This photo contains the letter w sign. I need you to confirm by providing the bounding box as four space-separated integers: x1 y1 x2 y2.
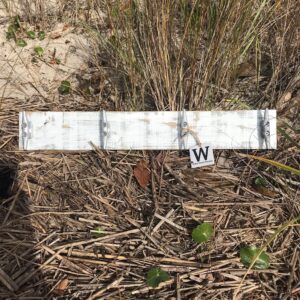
189 144 215 168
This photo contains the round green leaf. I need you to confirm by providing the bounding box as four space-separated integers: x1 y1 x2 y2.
146 268 169 288
192 222 213 243
240 245 270 269
34 46 44 57
38 31 46 40
16 39 27 47
27 31 36 39
58 80 71 95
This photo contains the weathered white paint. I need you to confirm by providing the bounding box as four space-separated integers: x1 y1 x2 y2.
19 110 277 150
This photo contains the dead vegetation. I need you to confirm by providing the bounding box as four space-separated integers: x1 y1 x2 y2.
0 0 300 299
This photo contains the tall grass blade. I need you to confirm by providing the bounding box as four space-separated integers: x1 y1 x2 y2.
241 154 300 176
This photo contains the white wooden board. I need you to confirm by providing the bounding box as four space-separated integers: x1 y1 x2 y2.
19 110 276 150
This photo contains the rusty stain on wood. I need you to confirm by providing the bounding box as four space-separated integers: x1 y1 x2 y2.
138 118 150 124
164 122 177 128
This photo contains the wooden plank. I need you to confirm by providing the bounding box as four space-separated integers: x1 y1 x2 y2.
19 110 276 150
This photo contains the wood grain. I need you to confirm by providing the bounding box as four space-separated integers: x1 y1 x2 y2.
19 110 277 150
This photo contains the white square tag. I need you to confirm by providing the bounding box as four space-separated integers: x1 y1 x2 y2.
189 143 215 168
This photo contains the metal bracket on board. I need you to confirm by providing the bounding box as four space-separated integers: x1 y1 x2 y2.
19 110 277 150
21 112 32 150
179 109 189 150
263 109 270 149
179 109 203 149
100 110 109 149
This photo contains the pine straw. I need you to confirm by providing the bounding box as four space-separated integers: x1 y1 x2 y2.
0 99 300 299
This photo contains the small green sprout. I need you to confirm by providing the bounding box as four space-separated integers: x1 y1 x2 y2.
34 46 44 57
58 80 71 95
6 31 15 40
38 31 46 40
240 245 270 269
192 222 213 243
146 268 170 288
27 31 36 39
13 15 21 29
6 24 18 40
16 39 27 47
254 177 268 187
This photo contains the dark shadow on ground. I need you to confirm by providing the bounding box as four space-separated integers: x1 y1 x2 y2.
0 162 50 299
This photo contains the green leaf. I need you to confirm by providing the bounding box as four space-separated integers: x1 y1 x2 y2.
240 245 270 269
27 31 36 39
16 39 27 47
58 80 71 95
34 46 44 57
13 15 21 29
253 176 277 197
6 31 15 40
38 31 46 40
254 177 268 187
192 222 213 243
146 268 170 288
6 24 17 40
8 24 17 34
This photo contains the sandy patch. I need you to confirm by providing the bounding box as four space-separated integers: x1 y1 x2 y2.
0 20 93 103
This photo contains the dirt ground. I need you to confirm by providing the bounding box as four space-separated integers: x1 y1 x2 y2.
0 1 300 299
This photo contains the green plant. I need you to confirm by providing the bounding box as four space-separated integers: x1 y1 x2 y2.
27 31 36 39
34 46 44 57
240 245 270 269
234 216 300 299
6 25 16 40
232 124 300 297
16 39 27 47
254 177 268 187
13 15 21 28
6 15 21 41
192 222 213 243
38 31 46 40
6 30 15 40
58 81 71 95
252 176 277 197
146 267 170 288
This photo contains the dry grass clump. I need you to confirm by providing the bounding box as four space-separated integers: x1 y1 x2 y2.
88 0 299 111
